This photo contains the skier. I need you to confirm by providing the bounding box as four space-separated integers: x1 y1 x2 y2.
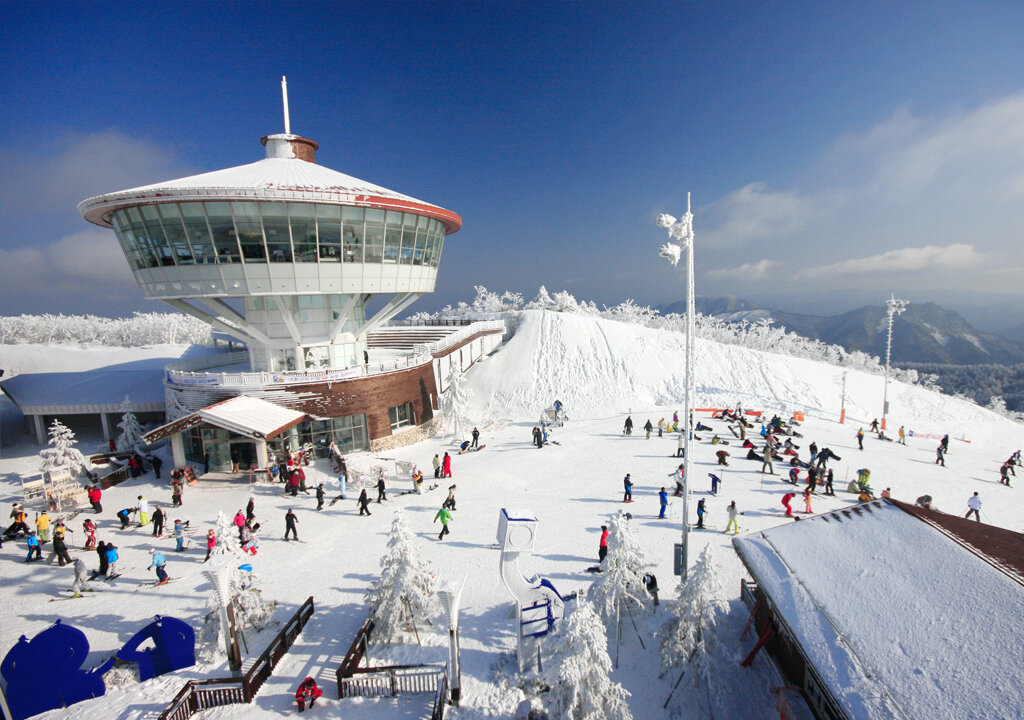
330 472 348 505
88 485 103 513
716 449 730 466
148 549 169 585
856 428 865 450
442 452 452 478
295 676 322 712
434 506 453 540
82 518 96 549
284 509 299 539
173 519 187 551
709 473 720 495
376 474 387 503
788 467 800 485
724 501 740 534
696 498 707 528
898 426 907 445
622 474 633 503
658 487 668 519
644 419 653 439
106 543 119 577
25 531 41 562
137 496 150 526
999 462 1012 486
204 529 216 562
676 432 685 458
93 541 109 578
50 522 72 566
941 434 950 454
935 444 946 467
965 492 981 522
316 483 325 510
117 507 134 530
442 484 457 511
598 525 609 563
623 416 633 436
71 557 90 597
152 506 164 537
781 492 795 517
357 489 372 516
471 427 480 448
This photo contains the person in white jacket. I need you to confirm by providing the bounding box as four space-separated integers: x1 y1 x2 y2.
965 492 982 522
137 495 150 526
71 557 90 596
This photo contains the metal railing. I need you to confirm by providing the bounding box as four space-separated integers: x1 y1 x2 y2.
165 353 432 389
164 350 251 372
412 320 505 356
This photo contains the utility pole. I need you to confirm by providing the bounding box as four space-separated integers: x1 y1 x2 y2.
881 294 907 430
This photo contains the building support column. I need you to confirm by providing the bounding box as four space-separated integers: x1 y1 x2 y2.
170 432 186 469
100 412 112 442
33 415 46 446
255 440 269 469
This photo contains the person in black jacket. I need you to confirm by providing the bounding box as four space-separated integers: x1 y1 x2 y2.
357 489 372 516
284 509 299 540
152 506 164 537
316 484 325 510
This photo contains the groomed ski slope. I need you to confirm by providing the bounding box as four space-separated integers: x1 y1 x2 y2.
1 309 1021 720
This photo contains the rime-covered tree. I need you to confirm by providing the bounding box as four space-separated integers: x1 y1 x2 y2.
440 362 473 441
364 510 441 643
588 511 652 624
659 545 727 713
117 396 146 452
39 419 88 475
543 600 632 720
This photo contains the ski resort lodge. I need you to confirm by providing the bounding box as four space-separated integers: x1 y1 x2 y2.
1 102 504 472
732 498 1024 720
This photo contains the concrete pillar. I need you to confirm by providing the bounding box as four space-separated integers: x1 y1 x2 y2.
33 415 46 446
100 412 112 441
255 440 268 469
170 433 186 469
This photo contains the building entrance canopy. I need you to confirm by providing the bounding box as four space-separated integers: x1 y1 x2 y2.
144 395 306 444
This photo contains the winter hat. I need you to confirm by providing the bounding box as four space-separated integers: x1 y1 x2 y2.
149 549 155 554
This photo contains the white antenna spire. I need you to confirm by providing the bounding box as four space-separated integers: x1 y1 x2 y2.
281 76 291 135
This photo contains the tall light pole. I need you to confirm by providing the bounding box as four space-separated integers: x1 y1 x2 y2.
881 294 907 430
658 194 695 580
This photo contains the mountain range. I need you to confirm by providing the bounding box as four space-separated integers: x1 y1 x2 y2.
659 296 1024 366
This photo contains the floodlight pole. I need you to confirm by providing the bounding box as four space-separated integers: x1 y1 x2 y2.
881 294 907 431
657 194 695 580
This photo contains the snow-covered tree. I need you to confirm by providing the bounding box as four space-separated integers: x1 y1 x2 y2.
117 396 146 452
39 419 88 475
211 510 243 559
659 545 728 714
588 511 651 624
364 510 441 644
543 600 632 720
440 362 473 440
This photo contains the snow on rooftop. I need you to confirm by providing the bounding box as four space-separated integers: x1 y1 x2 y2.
733 502 1024 720
199 395 305 439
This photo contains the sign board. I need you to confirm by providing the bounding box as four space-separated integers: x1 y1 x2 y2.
674 543 685 576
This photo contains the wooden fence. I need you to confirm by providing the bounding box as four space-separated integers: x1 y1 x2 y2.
335 616 375 695
158 596 314 720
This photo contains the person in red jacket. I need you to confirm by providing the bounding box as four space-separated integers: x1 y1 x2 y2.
442 452 452 478
295 676 322 712
781 492 795 517
204 529 217 562
598 525 609 563
88 485 103 513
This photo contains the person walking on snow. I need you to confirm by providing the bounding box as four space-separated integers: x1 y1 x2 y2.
50 522 72 565
204 529 216 562
442 452 452 478
376 475 388 502
898 426 907 445
856 428 865 450
316 484 325 510
644 420 653 439
295 677 322 713
623 416 634 436
152 506 164 537
941 434 950 454
657 418 666 437
999 462 1012 486
781 492 795 517
598 525 609 563
696 498 707 528
935 444 946 467
965 492 982 522
88 485 102 514
676 432 685 458
234 510 247 542
658 487 668 519
284 509 299 540
434 506 453 540
432 454 441 478
357 489 372 516
471 427 480 448
622 474 633 503
724 501 740 534
148 549 169 584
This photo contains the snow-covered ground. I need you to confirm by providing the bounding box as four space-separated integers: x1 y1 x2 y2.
1 309 1021 719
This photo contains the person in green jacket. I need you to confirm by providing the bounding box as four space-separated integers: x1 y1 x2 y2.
434 507 452 540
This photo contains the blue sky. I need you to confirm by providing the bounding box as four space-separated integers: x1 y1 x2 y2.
2 1 1023 322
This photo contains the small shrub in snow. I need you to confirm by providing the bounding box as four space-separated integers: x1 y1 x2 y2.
39 419 88 476
364 510 440 644
542 600 632 720
587 511 651 624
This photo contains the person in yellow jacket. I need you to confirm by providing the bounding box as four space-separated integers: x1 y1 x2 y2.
36 511 51 543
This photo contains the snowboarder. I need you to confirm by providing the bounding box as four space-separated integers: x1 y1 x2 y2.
295 677 323 713
916 494 933 509
442 452 452 478
856 428 865 450
724 501 740 534
716 449 730 466
152 506 164 537
434 506 453 540
941 434 950 454
623 416 633 436
471 427 480 448
284 509 299 539
935 444 946 467
870 418 879 433
622 474 633 503
965 492 981 522
88 485 102 514
148 549 169 585
330 472 348 505
676 432 685 457
204 529 216 562
71 557 90 596
357 489 372 516
316 484 325 510
788 467 800 485
658 487 668 519
442 484 457 511
696 498 707 528
761 449 774 475
709 473 720 495
25 531 41 562
898 426 906 445
137 496 150 526
598 525 609 563
815 447 840 469
376 475 387 502
781 492 795 517
117 507 134 530
644 419 653 439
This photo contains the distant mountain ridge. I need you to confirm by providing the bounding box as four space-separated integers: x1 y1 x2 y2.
658 296 1024 365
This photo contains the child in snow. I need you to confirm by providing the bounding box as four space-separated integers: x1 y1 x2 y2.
295 677 322 712
802 489 813 514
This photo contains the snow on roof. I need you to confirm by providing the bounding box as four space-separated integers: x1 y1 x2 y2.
0 369 165 413
77 157 462 232
732 501 1024 720
198 395 306 440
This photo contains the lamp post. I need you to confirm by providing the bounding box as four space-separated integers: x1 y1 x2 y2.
657 194 695 581
881 294 907 431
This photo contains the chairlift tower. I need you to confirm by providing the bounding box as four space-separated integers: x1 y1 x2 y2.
881 295 907 430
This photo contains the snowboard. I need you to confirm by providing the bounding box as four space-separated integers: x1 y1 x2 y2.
458 444 487 455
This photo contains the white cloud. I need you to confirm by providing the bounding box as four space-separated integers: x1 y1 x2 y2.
811 244 984 276
707 258 780 281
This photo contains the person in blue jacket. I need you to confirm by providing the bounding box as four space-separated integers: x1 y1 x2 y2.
147 549 168 584
658 487 668 519
25 530 41 562
173 520 186 551
106 543 119 576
